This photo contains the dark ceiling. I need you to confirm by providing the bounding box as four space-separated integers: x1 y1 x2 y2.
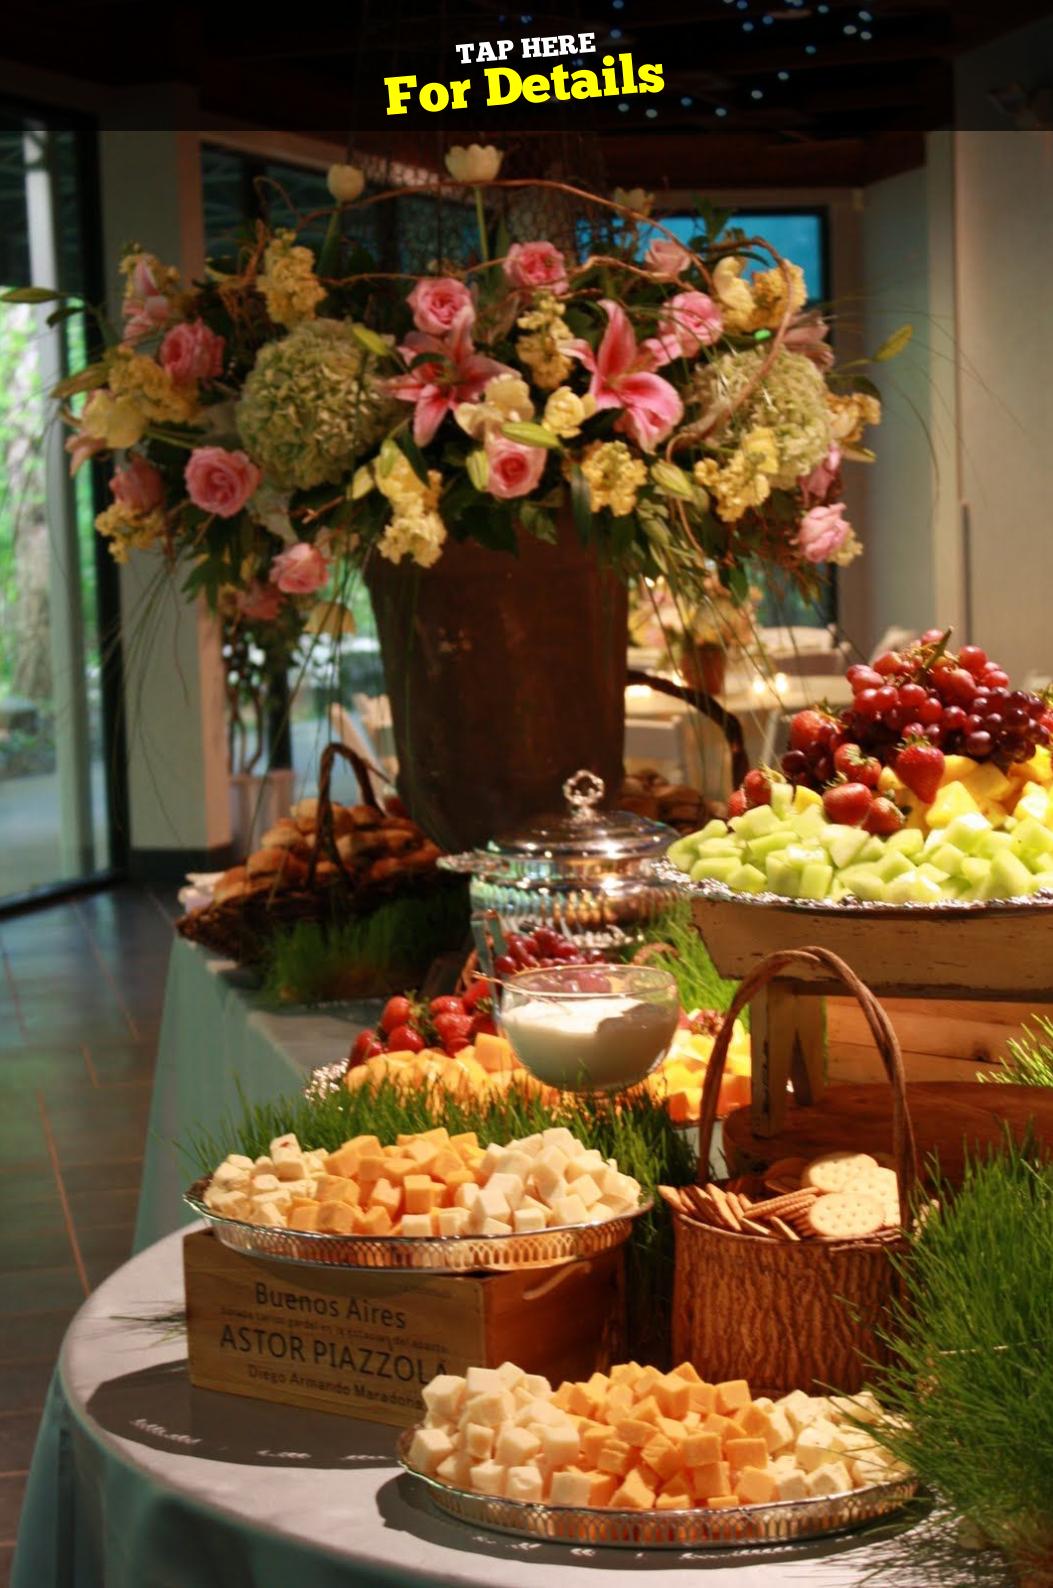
1 0 1050 186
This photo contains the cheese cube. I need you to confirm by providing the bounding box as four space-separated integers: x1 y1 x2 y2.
287 1203 320 1232
541 1127 579 1155
481 1218 513 1236
775 1466 809 1502
465 1367 503 1395
565 1150 605 1180
405 1139 439 1172
212 1160 251 1189
682 1430 721 1467
779 1389 824 1433
403 1175 439 1215
436 1206 470 1237
316 1202 355 1234
436 1452 474 1488
253 1156 276 1175
585 1473 618 1507
512 1206 546 1233
422 1375 466 1420
605 1383 634 1419
795 1422 841 1472
465 1389 514 1428
469 1459 507 1496
704 1494 741 1511
611 1467 657 1510
408 1426 454 1476
651 1373 690 1421
355 1151 387 1183
506 1465 544 1503
476 1143 505 1182
463 1423 494 1459
726 1437 768 1473
572 1176 603 1212
641 1434 682 1481
549 1468 593 1507
496 1425 542 1466
552 1193 589 1227
251 1173 281 1194
358 1205 392 1236
580 1425 610 1466
477 1182 512 1220
538 1423 580 1468
689 1460 732 1500
486 1173 525 1212
531 1149 570 1201
400 1213 435 1237
494 1149 534 1181
614 1417 655 1449
805 1460 852 1497
749 1403 794 1454
596 1439 634 1476
715 1379 752 1416
655 1477 693 1510
515 1396 561 1427
379 1156 417 1185
369 1178 401 1218
603 1171 641 1209
494 1362 524 1389
316 1174 355 1203
509 1133 543 1156
737 1466 777 1504
455 1182 482 1212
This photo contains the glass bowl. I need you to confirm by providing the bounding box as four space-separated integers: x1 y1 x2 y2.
498 964 680 1093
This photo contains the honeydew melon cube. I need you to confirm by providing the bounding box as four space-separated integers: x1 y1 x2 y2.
747 830 796 864
927 781 981 829
886 829 925 857
799 861 834 900
857 836 886 863
917 861 949 884
885 869 919 903
666 837 701 871
889 870 943 904
818 825 871 870
1014 786 1050 824
786 844 825 866
1010 818 1053 864
696 819 730 841
941 755 979 784
729 863 767 894
696 837 742 857
690 856 741 884
765 855 799 897
837 865 887 902
959 856 990 885
975 830 1013 859
730 803 783 839
929 844 966 876
789 806 827 838
875 849 914 883
770 782 794 817
943 813 991 853
960 762 1012 805
922 827 948 856
991 850 1036 898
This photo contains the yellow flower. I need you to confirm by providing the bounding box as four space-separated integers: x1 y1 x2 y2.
374 441 442 510
516 295 574 391
445 144 502 183
612 186 654 217
693 428 778 522
81 389 147 449
750 262 807 330
543 387 595 438
712 257 757 334
455 374 534 438
94 502 167 562
827 390 882 445
326 164 365 203
106 347 198 426
257 231 326 327
378 496 447 568
580 441 648 517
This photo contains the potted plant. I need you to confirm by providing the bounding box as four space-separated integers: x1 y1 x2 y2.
25 147 898 847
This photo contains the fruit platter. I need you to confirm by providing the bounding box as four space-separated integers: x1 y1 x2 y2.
667 630 1053 1001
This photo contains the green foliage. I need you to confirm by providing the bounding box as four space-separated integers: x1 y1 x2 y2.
261 885 470 1004
866 1138 1053 1577
185 1077 696 1365
636 903 746 1029
981 1017 1053 1088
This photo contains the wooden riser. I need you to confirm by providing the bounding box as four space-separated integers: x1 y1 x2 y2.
826 996 1053 1084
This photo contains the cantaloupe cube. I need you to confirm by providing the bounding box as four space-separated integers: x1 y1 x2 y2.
611 1467 656 1510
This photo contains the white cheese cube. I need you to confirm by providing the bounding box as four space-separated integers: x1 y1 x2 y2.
465 1367 504 1395
455 1182 482 1212
516 1397 561 1428
531 1151 570 1201
764 1405 796 1454
477 1182 511 1221
469 1459 507 1496
251 1173 281 1193
548 1468 592 1506
604 1171 641 1207
436 1206 470 1238
536 1178 568 1213
779 1389 824 1434
436 1452 473 1488
513 1207 546 1233
400 1213 435 1238
486 1173 525 1212
464 1423 494 1459
269 1133 302 1156
422 1374 467 1421
212 1160 251 1190
465 1390 514 1427
538 1422 580 1468
552 1193 589 1227
408 1426 454 1476
565 1151 605 1182
495 1361 524 1388
481 1218 513 1236
510 1133 543 1156
253 1156 276 1175
522 1373 551 1399
494 1149 534 1181
572 1176 602 1211
541 1127 579 1156
227 1154 255 1172
795 1422 842 1471
496 1424 542 1466
247 1200 287 1226
805 1460 852 1497
775 1467 809 1502
506 1465 544 1502
476 1143 505 1183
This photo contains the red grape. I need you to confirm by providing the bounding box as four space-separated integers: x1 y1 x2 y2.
781 750 808 778
847 665 883 692
743 769 772 807
965 730 992 757
941 706 967 733
958 645 987 675
918 696 944 725
901 721 925 741
883 706 907 733
921 628 946 644
938 668 978 706
898 682 927 712
873 651 904 676
856 689 882 718
493 954 518 978
983 668 1010 690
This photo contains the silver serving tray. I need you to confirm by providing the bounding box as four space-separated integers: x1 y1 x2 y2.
185 1178 651 1272
666 862 1053 916
397 1429 917 1549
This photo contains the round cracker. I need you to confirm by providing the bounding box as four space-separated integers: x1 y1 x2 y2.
802 1151 878 1194
807 1192 884 1241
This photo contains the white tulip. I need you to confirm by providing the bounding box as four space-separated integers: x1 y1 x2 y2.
445 143 503 183
327 163 365 203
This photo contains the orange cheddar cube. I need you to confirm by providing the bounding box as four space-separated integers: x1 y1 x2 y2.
403 1175 439 1214
359 1204 393 1236
705 1494 741 1510
566 1382 598 1419
430 1149 467 1184
725 1437 768 1472
671 1361 703 1384
369 1178 402 1219
420 1126 450 1144
355 1152 387 1183
586 1472 618 1507
316 1174 356 1203
316 1201 356 1234
631 1395 661 1426
614 1417 655 1449
656 1415 688 1443
604 1383 634 1419
379 1156 417 1184
405 1140 438 1171
737 1466 777 1504
689 1460 732 1500
687 1381 717 1415
715 1379 752 1416
611 1467 656 1510
324 1147 361 1178
288 1203 320 1232
448 1131 479 1154
704 1412 746 1441
634 1366 662 1398
551 1381 576 1412
610 1361 642 1387
654 1374 691 1420
739 1404 777 1446
442 1168 476 1198
682 1431 721 1467
641 1434 683 1482
655 1480 692 1511
580 1425 610 1466
596 1439 634 1476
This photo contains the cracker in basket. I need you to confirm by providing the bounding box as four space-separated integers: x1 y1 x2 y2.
763 1157 807 1193
806 1192 885 1241
706 1182 743 1232
769 1215 801 1242
751 1187 819 1223
802 1152 879 1195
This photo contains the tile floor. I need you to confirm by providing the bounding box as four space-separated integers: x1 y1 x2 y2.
0 885 175 1584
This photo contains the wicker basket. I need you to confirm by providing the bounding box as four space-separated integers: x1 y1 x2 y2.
177 741 462 965
672 945 919 1395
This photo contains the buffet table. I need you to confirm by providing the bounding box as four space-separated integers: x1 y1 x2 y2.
12 1227 1009 1588
133 938 378 1251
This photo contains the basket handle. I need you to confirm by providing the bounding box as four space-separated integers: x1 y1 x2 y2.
697 946 919 1207
306 740 385 888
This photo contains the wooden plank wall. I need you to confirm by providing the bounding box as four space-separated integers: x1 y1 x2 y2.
825 998 1053 1085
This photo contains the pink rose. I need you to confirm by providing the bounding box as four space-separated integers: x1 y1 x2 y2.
65 428 106 476
111 455 165 512
801 445 842 505
503 241 569 296
269 542 330 595
797 502 853 563
644 238 690 280
122 258 171 343
648 292 724 364
238 581 285 622
407 277 475 337
160 320 225 385
184 447 260 518
484 432 547 500
784 313 834 370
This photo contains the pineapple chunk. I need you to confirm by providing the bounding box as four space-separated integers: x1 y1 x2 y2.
960 762 1012 806
926 780 981 829
940 754 979 784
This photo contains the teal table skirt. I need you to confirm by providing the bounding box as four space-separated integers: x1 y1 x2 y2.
133 936 380 1251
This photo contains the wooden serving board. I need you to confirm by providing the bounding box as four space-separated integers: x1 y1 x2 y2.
722 1081 1053 1187
825 996 1053 1084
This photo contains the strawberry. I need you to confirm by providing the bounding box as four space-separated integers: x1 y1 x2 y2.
727 789 748 818
349 1028 384 1065
833 743 880 789
822 781 874 826
789 708 838 752
429 995 465 1017
461 978 492 1013
380 995 414 1035
742 768 772 807
433 1011 472 1051
385 1023 424 1053
896 738 945 804
863 796 905 836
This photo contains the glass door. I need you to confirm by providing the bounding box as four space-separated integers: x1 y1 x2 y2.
0 121 115 901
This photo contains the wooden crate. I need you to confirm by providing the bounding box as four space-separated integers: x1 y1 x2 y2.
184 1230 625 1427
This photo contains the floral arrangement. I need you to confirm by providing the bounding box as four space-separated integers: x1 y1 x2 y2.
13 146 902 648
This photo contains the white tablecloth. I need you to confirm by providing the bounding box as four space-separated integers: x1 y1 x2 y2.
13 1228 1008 1588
